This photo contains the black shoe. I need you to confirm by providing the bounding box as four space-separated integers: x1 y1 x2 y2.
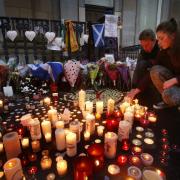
153 101 170 110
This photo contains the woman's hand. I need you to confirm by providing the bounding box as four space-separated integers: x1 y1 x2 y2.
126 88 141 100
163 78 178 89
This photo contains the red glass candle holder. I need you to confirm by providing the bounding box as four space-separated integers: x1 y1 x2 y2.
161 129 168 136
129 155 141 166
139 117 150 128
87 143 104 172
114 110 122 119
159 157 168 166
161 144 170 151
131 146 142 155
74 156 93 180
117 155 128 166
159 151 169 158
28 153 37 162
122 139 130 151
160 137 168 144
16 126 26 137
28 166 38 175
106 119 119 132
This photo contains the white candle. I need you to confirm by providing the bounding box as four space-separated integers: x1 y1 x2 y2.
48 107 58 127
55 120 64 129
128 166 142 180
132 139 142 146
140 153 154 166
41 156 52 170
45 133 52 143
69 120 81 143
96 101 103 114
85 101 93 113
29 118 42 140
0 142 4 153
41 120 52 136
108 164 120 175
142 169 164 180
79 89 86 110
21 137 29 149
55 129 66 151
84 131 90 141
86 113 95 135
3 132 22 159
57 159 67 176
118 120 131 141
107 98 115 114
144 138 154 145
31 140 41 152
124 111 134 123
3 158 23 180
44 97 51 105
120 101 130 114
0 100 3 108
104 132 118 159
97 126 105 137
66 132 77 157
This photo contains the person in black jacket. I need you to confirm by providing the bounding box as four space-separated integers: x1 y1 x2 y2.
127 29 159 100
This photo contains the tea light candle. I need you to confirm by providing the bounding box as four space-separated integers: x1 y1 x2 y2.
148 112 157 123
28 153 37 162
31 140 41 152
144 138 154 145
0 142 4 153
132 139 142 146
136 126 144 132
104 132 118 159
96 101 103 114
131 146 142 155
129 155 141 166
145 132 154 138
3 158 23 180
55 129 66 151
140 153 154 166
107 98 115 114
0 171 4 179
108 164 120 176
84 131 90 141
117 155 128 166
66 132 77 157
0 100 3 108
40 156 52 170
142 168 165 180
95 113 101 120
45 133 52 143
127 166 142 180
21 137 29 149
44 97 51 106
57 159 68 176
97 126 105 137
136 134 143 139
55 120 64 129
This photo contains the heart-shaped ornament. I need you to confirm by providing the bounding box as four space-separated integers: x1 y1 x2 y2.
45 32 56 42
54 37 62 47
6 30 17 41
25 31 36 41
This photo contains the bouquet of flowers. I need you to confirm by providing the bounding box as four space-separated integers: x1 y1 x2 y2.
87 63 99 85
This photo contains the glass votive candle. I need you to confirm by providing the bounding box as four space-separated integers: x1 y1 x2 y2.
132 139 142 146
40 156 52 170
127 166 142 180
161 129 168 136
159 157 168 166
45 133 52 143
46 173 56 180
140 117 150 128
131 146 142 155
145 132 154 138
160 137 168 144
117 155 128 166
31 140 41 152
161 144 170 151
28 166 38 175
140 153 154 166
144 138 154 145
97 126 105 137
0 142 4 153
106 119 119 132
84 131 90 141
136 126 144 133
107 164 120 176
122 139 130 151
28 153 37 162
148 111 157 123
55 121 64 129
21 137 30 149
129 155 141 166
56 159 68 176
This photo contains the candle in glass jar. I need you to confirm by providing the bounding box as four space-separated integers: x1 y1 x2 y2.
48 107 58 127
55 129 66 151
44 97 51 105
66 132 77 157
117 155 128 166
84 131 90 141
79 89 86 110
127 166 142 180
148 112 157 123
85 101 93 113
107 98 115 114
57 159 67 176
131 146 142 155
96 101 103 114
129 155 141 166
3 158 23 180
40 156 52 170
31 140 41 152
41 120 51 136
140 153 154 166
21 137 29 149
29 118 42 140
55 120 64 129
97 126 105 137
104 132 118 159
86 113 95 135
108 164 120 176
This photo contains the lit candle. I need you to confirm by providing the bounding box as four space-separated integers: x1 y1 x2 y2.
145 132 154 138
79 89 86 110
21 137 29 149
127 166 142 180
124 111 134 123
122 139 130 151
142 168 165 180
132 139 142 146
70 120 81 143
3 158 23 180
3 132 22 159
84 131 90 141
55 120 64 129
104 132 118 159
29 118 42 140
129 155 141 166
107 98 115 114
136 126 144 132
140 117 150 128
41 120 52 137
117 155 128 166
55 129 66 151
86 113 95 135
120 101 130 114
0 142 4 153
108 164 120 176
48 107 58 127
0 100 3 108
57 159 68 176
96 101 103 114
118 120 131 141
28 153 37 162
45 133 52 143
40 156 52 170
47 173 56 180
85 101 93 113
44 97 51 106
97 126 105 137
131 146 142 155
31 140 41 152
148 112 157 123
140 153 154 166
66 132 77 157
144 138 154 145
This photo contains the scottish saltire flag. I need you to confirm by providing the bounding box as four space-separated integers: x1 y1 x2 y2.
28 62 63 82
92 24 105 47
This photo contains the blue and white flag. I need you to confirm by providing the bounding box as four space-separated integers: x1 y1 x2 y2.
92 24 105 47
28 62 63 82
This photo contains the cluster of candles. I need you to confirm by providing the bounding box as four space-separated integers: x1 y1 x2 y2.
0 90 165 180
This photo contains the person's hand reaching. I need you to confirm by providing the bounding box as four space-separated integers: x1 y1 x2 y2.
126 88 141 100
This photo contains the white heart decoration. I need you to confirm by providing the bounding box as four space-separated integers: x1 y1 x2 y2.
45 32 56 42
7 30 17 41
25 31 36 41
54 37 62 47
